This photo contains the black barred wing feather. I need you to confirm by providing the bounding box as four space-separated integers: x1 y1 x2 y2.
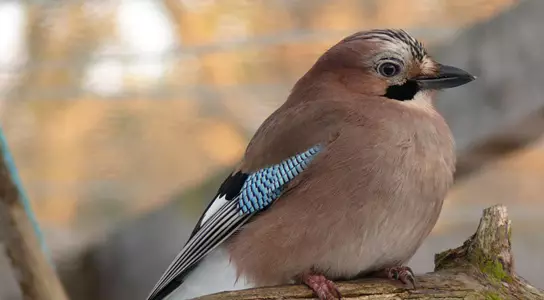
146 145 322 300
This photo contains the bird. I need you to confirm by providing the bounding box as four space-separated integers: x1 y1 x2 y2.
146 28 476 300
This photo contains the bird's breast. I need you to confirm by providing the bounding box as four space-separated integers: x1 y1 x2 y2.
227 112 456 286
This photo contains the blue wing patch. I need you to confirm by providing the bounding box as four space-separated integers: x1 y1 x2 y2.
146 144 323 300
239 144 322 214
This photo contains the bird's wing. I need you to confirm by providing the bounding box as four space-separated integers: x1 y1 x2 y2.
147 144 323 300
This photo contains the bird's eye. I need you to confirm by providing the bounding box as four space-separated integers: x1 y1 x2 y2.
377 61 402 77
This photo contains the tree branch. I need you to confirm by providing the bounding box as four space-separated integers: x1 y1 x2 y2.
195 205 544 300
0 132 68 300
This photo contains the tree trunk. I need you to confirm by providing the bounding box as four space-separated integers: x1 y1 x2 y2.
195 205 544 299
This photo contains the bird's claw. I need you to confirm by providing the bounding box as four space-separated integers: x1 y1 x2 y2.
385 266 417 289
302 274 342 300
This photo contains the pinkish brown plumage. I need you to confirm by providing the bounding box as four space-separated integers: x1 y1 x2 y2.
147 29 475 300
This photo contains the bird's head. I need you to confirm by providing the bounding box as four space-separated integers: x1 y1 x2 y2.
308 29 476 102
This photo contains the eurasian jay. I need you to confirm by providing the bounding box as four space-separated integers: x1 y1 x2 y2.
147 29 476 300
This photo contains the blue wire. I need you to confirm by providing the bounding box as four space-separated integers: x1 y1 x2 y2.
0 126 50 261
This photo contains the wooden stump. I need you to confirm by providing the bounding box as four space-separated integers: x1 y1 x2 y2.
195 205 544 300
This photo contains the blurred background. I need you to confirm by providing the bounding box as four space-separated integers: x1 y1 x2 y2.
1 0 543 299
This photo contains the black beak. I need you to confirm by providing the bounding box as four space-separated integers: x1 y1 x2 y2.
415 64 476 90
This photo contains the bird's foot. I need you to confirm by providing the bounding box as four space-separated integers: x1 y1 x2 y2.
380 266 417 288
301 273 342 300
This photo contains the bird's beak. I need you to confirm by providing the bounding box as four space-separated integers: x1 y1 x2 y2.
415 64 476 90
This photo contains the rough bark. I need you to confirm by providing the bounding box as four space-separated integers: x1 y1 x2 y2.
195 205 544 300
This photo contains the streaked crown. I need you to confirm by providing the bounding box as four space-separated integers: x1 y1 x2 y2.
342 29 428 62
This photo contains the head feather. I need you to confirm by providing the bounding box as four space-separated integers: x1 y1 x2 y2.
342 29 427 62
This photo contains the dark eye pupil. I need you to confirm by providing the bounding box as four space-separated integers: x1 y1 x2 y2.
380 63 399 77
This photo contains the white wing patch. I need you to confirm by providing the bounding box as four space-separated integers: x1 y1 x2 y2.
164 247 254 300
201 195 228 224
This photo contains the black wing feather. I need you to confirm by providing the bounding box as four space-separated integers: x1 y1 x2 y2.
188 171 248 239
147 175 251 300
